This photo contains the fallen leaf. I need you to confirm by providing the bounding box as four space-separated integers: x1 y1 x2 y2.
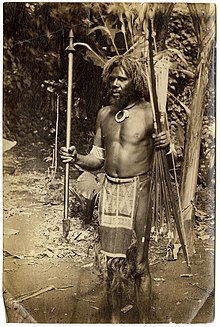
3 250 23 259
153 278 165 282
121 304 133 314
199 235 210 241
81 263 93 268
205 248 214 252
180 274 193 278
90 306 100 310
4 228 19 236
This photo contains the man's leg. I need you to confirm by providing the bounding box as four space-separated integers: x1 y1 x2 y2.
134 259 151 323
106 259 122 323
134 177 152 323
108 283 122 323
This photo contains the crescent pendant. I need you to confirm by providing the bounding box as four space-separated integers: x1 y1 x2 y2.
115 109 129 123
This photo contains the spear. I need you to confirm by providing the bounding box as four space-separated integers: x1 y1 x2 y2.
63 29 75 239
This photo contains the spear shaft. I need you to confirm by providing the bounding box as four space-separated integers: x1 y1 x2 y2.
63 29 74 238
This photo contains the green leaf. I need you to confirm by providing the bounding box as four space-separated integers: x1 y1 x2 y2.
76 171 100 200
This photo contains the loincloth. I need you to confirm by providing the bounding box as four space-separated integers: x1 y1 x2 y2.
98 174 141 258
95 173 152 284
98 172 152 255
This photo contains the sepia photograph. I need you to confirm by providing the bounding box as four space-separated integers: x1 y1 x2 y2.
2 2 216 324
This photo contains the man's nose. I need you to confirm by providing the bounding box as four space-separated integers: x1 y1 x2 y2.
112 78 119 87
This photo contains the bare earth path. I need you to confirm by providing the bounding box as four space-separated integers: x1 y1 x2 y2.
2 143 215 323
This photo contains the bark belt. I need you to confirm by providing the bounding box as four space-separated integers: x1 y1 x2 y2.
106 171 152 184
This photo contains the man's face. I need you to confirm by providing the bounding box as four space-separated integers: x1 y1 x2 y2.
108 66 135 110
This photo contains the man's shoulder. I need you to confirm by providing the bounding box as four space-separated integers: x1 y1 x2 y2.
100 104 112 112
137 99 152 114
139 99 151 109
96 105 111 124
136 100 154 125
97 105 111 117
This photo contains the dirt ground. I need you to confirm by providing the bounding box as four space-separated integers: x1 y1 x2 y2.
2 142 215 324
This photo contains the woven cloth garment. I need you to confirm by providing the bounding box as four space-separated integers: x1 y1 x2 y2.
98 175 139 258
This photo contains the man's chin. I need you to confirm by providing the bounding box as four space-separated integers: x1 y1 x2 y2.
109 96 120 108
109 95 132 110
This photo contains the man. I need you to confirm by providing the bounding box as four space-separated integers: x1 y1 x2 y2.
60 55 170 323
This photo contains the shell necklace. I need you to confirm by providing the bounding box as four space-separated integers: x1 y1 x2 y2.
114 101 139 123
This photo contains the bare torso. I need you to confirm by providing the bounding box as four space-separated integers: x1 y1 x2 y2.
98 100 154 178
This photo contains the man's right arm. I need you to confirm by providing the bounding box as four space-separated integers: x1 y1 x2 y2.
74 149 104 171
60 107 106 171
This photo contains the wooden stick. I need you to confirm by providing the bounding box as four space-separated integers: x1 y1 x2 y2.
15 284 76 303
3 289 37 323
54 94 60 178
63 30 74 238
76 298 96 303
16 285 55 302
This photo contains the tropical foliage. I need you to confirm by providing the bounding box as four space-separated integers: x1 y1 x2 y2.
3 3 215 180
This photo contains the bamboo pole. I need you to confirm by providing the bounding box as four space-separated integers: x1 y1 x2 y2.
63 30 74 238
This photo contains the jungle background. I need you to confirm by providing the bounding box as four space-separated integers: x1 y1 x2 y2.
2 2 216 323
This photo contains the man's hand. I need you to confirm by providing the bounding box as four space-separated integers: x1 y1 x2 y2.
60 146 77 163
152 131 170 151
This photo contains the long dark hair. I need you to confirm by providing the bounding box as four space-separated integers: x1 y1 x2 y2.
102 55 148 99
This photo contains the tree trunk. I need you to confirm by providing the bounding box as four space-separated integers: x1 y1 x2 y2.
180 63 208 256
180 4 215 256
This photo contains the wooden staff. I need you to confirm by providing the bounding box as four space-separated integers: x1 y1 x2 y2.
63 29 74 238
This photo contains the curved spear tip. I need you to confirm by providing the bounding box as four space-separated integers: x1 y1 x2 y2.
69 29 74 38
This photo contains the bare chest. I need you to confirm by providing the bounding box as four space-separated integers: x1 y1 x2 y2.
101 108 154 146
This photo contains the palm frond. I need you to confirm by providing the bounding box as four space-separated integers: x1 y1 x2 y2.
73 42 106 67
